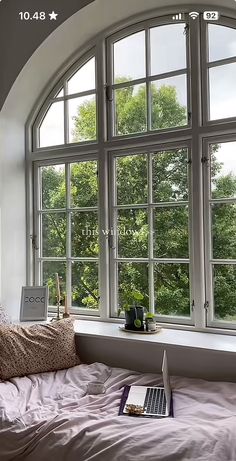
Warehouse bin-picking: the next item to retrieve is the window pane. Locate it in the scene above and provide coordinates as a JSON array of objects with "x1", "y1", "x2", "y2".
[
  {"x1": 118, "y1": 263, "x2": 149, "y2": 310},
  {"x1": 68, "y1": 57, "x2": 95, "y2": 94},
  {"x1": 72, "y1": 262, "x2": 99, "y2": 309},
  {"x1": 39, "y1": 101, "x2": 64, "y2": 147},
  {"x1": 116, "y1": 155, "x2": 148, "y2": 205},
  {"x1": 213, "y1": 265, "x2": 236, "y2": 321},
  {"x1": 154, "y1": 207, "x2": 189, "y2": 258},
  {"x1": 68, "y1": 95, "x2": 96, "y2": 142},
  {"x1": 42, "y1": 261, "x2": 66, "y2": 306},
  {"x1": 71, "y1": 211, "x2": 99, "y2": 257},
  {"x1": 114, "y1": 31, "x2": 145, "y2": 84},
  {"x1": 71, "y1": 161, "x2": 98, "y2": 208},
  {"x1": 41, "y1": 165, "x2": 65, "y2": 209},
  {"x1": 151, "y1": 75, "x2": 187, "y2": 130},
  {"x1": 150, "y1": 24, "x2": 186, "y2": 75},
  {"x1": 115, "y1": 84, "x2": 146, "y2": 135},
  {"x1": 208, "y1": 24, "x2": 236, "y2": 62},
  {"x1": 210, "y1": 142, "x2": 236, "y2": 199},
  {"x1": 118, "y1": 209, "x2": 148, "y2": 258},
  {"x1": 154, "y1": 263, "x2": 190, "y2": 317},
  {"x1": 42, "y1": 213, "x2": 66, "y2": 257},
  {"x1": 152, "y1": 149, "x2": 188, "y2": 202},
  {"x1": 212, "y1": 204, "x2": 236, "y2": 259},
  {"x1": 209, "y1": 63, "x2": 236, "y2": 120}
]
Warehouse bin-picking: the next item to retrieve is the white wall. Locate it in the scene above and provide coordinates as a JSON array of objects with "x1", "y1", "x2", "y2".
[
  {"x1": 76, "y1": 335, "x2": 236, "y2": 381},
  {"x1": 0, "y1": 0, "x2": 236, "y2": 319}
]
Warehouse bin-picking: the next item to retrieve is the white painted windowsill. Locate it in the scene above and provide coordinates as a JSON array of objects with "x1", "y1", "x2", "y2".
[{"x1": 74, "y1": 320, "x2": 236, "y2": 354}]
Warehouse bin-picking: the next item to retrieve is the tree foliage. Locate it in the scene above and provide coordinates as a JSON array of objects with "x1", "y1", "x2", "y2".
[{"x1": 42, "y1": 82, "x2": 236, "y2": 320}]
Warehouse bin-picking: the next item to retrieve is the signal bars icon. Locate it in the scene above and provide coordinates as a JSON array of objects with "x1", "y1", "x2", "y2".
[{"x1": 172, "y1": 13, "x2": 183, "y2": 21}]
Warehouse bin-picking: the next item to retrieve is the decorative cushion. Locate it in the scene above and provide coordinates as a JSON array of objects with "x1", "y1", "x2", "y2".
[
  {"x1": 0, "y1": 318, "x2": 80, "y2": 380},
  {"x1": 0, "y1": 305, "x2": 12, "y2": 324}
]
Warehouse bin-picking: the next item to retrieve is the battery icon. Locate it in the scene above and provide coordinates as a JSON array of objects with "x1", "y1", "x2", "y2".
[{"x1": 203, "y1": 11, "x2": 220, "y2": 21}]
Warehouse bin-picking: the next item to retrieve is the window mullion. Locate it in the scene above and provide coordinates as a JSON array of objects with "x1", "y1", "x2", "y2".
[
  {"x1": 145, "y1": 27, "x2": 151, "y2": 132},
  {"x1": 64, "y1": 80, "x2": 69, "y2": 145},
  {"x1": 203, "y1": 142, "x2": 213, "y2": 326},
  {"x1": 189, "y1": 16, "x2": 206, "y2": 329},
  {"x1": 33, "y1": 164, "x2": 41, "y2": 286},
  {"x1": 109, "y1": 156, "x2": 117, "y2": 317},
  {"x1": 98, "y1": 150, "x2": 110, "y2": 320},
  {"x1": 66, "y1": 163, "x2": 72, "y2": 310},
  {"x1": 148, "y1": 152, "x2": 154, "y2": 314},
  {"x1": 97, "y1": 36, "x2": 110, "y2": 319}
]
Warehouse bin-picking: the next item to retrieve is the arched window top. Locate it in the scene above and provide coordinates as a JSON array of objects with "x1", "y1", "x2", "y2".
[
  {"x1": 34, "y1": 13, "x2": 236, "y2": 151},
  {"x1": 68, "y1": 57, "x2": 95, "y2": 94},
  {"x1": 38, "y1": 54, "x2": 97, "y2": 149}
]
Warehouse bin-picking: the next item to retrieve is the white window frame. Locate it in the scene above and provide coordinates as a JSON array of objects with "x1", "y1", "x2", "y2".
[
  {"x1": 25, "y1": 8, "x2": 236, "y2": 333},
  {"x1": 106, "y1": 15, "x2": 191, "y2": 140},
  {"x1": 201, "y1": 16, "x2": 236, "y2": 126},
  {"x1": 108, "y1": 141, "x2": 194, "y2": 325},
  {"x1": 33, "y1": 48, "x2": 98, "y2": 152},
  {"x1": 203, "y1": 134, "x2": 236, "y2": 329},
  {"x1": 33, "y1": 154, "x2": 101, "y2": 316}
]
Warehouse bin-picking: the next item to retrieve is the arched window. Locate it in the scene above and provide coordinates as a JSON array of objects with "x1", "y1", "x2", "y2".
[
  {"x1": 37, "y1": 54, "x2": 97, "y2": 147},
  {"x1": 28, "y1": 11, "x2": 236, "y2": 331}
]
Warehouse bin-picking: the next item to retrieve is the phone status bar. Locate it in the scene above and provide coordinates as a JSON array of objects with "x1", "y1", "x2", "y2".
[{"x1": 172, "y1": 11, "x2": 221, "y2": 22}]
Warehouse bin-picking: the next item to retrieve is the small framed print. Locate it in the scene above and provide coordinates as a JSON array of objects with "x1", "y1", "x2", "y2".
[{"x1": 20, "y1": 286, "x2": 48, "y2": 321}]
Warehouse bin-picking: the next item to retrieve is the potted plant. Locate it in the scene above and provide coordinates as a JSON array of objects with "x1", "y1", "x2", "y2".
[{"x1": 118, "y1": 290, "x2": 145, "y2": 331}]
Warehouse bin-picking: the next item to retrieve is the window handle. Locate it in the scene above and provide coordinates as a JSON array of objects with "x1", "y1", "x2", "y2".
[
  {"x1": 108, "y1": 234, "x2": 116, "y2": 250},
  {"x1": 105, "y1": 85, "x2": 113, "y2": 102},
  {"x1": 30, "y1": 234, "x2": 39, "y2": 250}
]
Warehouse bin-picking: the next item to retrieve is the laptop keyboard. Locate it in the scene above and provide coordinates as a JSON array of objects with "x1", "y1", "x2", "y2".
[{"x1": 144, "y1": 388, "x2": 166, "y2": 415}]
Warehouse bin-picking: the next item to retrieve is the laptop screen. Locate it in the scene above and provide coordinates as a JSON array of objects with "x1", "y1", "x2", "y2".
[{"x1": 162, "y1": 350, "x2": 171, "y2": 413}]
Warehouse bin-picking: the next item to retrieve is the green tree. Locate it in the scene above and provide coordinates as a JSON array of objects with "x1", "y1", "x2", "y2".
[{"x1": 43, "y1": 83, "x2": 236, "y2": 320}]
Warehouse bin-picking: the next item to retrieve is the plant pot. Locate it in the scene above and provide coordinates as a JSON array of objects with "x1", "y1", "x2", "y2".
[
  {"x1": 145, "y1": 318, "x2": 157, "y2": 332},
  {"x1": 125, "y1": 306, "x2": 144, "y2": 331}
]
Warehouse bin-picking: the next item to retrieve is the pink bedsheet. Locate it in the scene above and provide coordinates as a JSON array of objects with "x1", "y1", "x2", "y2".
[{"x1": 0, "y1": 362, "x2": 236, "y2": 460}]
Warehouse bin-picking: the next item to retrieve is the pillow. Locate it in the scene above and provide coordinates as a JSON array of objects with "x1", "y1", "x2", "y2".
[
  {"x1": 0, "y1": 305, "x2": 12, "y2": 324},
  {"x1": 0, "y1": 318, "x2": 80, "y2": 380}
]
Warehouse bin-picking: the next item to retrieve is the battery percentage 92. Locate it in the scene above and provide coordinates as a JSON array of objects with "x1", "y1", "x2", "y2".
[{"x1": 203, "y1": 11, "x2": 220, "y2": 21}]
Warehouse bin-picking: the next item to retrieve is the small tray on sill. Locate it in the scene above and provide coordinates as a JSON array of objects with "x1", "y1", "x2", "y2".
[{"x1": 119, "y1": 326, "x2": 161, "y2": 335}]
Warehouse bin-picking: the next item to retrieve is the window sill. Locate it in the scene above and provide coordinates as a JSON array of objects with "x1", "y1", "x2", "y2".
[{"x1": 74, "y1": 319, "x2": 236, "y2": 354}]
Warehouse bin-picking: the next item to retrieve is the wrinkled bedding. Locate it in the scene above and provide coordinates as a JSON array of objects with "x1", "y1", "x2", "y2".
[{"x1": 1, "y1": 362, "x2": 236, "y2": 460}]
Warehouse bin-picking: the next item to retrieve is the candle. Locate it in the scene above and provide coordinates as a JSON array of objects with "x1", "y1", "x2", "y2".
[
  {"x1": 64, "y1": 295, "x2": 69, "y2": 315},
  {"x1": 55, "y1": 273, "x2": 61, "y2": 303}
]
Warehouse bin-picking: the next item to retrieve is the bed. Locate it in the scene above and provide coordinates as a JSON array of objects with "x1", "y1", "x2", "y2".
[{"x1": 1, "y1": 360, "x2": 236, "y2": 460}]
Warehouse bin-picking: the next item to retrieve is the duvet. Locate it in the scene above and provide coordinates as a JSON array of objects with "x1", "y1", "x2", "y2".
[{"x1": 0, "y1": 362, "x2": 236, "y2": 460}]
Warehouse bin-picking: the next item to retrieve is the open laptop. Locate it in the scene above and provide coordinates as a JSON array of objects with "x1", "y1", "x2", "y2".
[{"x1": 122, "y1": 350, "x2": 172, "y2": 417}]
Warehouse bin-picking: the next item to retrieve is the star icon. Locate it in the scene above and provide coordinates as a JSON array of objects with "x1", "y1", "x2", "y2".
[{"x1": 49, "y1": 11, "x2": 58, "y2": 20}]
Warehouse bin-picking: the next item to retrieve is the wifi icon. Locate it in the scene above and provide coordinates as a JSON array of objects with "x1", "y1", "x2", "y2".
[{"x1": 189, "y1": 11, "x2": 199, "y2": 20}]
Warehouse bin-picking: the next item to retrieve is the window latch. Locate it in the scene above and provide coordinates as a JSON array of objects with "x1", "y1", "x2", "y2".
[
  {"x1": 201, "y1": 156, "x2": 209, "y2": 164},
  {"x1": 191, "y1": 299, "x2": 195, "y2": 311},
  {"x1": 204, "y1": 301, "x2": 209, "y2": 311},
  {"x1": 108, "y1": 234, "x2": 116, "y2": 250},
  {"x1": 105, "y1": 85, "x2": 113, "y2": 102},
  {"x1": 30, "y1": 234, "x2": 39, "y2": 250}
]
